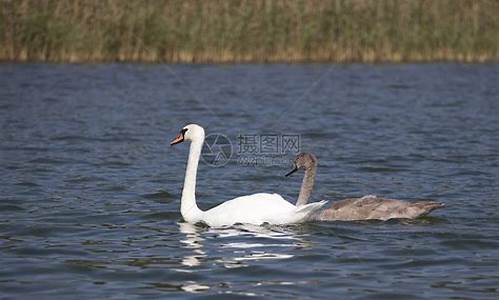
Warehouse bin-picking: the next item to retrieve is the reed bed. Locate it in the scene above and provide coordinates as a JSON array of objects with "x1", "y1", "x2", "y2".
[{"x1": 0, "y1": 0, "x2": 497, "y2": 63}]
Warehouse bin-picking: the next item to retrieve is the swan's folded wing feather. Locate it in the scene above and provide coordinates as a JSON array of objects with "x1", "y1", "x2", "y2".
[
  {"x1": 296, "y1": 200, "x2": 328, "y2": 213},
  {"x1": 289, "y1": 200, "x2": 328, "y2": 223},
  {"x1": 202, "y1": 193, "x2": 296, "y2": 227}
]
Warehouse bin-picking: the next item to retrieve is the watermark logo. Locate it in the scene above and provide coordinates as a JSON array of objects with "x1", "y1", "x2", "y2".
[
  {"x1": 238, "y1": 134, "x2": 300, "y2": 155},
  {"x1": 201, "y1": 134, "x2": 233, "y2": 167},
  {"x1": 237, "y1": 134, "x2": 300, "y2": 167},
  {"x1": 200, "y1": 133, "x2": 300, "y2": 167}
]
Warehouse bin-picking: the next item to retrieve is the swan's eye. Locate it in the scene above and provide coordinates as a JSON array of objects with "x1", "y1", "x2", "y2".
[{"x1": 181, "y1": 128, "x2": 188, "y2": 135}]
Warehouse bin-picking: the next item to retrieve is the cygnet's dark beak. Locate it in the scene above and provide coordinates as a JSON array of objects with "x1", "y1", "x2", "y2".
[{"x1": 285, "y1": 165, "x2": 298, "y2": 177}]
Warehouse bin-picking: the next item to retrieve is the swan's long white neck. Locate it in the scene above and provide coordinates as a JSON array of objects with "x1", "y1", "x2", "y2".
[{"x1": 181, "y1": 135, "x2": 204, "y2": 222}]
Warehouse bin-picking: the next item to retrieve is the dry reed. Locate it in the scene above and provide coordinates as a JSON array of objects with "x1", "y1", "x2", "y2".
[{"x1": 0, "y1": 0, "x2": 497, "y2": 63}]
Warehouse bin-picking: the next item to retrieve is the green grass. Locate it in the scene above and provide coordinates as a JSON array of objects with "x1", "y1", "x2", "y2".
[{"x1": 0, "y1": 0, "x2": 497, "y2": 63}]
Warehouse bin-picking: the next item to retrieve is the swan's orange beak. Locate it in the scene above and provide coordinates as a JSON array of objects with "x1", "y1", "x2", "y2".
[{"x1": 170, "y1": 132, "x2": 184, "y2": 146}]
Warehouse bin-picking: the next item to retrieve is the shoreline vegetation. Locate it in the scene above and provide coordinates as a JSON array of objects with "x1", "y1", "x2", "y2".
[{"x1": 0, "y1": 0, "x2": 497, "y2": 64}]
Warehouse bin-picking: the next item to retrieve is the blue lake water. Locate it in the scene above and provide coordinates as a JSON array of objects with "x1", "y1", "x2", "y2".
[{"x1": 0, "y1": 63, "x2": 498, "y2": 299}]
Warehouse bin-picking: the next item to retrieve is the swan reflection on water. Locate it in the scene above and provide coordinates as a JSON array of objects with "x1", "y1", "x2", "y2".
[
  {"x1": 178, "y1": 222, "x2": 310, "y2": 269},
  {"x1": 179, "y1": 222, "x2": 207, "y2": 268}
]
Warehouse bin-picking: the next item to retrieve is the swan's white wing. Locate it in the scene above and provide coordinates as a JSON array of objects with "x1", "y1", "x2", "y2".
[{"x1": 202, "y1": 193, "x2": 297, "y2": 227}]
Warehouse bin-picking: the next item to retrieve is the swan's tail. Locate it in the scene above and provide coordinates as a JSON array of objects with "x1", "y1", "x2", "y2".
[
  {"x1": 294, "y1": 200, "x2": 328, "y2": 222},
  {"x1": 412, "y1": 201, "x2": 445, "y2": 216}
]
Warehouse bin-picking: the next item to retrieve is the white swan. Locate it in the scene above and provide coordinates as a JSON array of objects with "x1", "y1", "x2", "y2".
[{"x1": 170, "y1": 124, "x2": 326, "y2": 227}]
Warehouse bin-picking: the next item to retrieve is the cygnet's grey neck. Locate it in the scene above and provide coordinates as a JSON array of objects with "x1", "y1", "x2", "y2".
[{"x1": 296, "y1": 165, "x2": 316, "y2": 206}]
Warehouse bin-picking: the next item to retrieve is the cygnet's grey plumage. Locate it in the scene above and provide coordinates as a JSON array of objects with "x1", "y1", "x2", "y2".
[
  {"x1": 287, "y1": 153, "x2": 444, "y2": 221},
  {"x1": 317, "y1": 194, "x2": 443, "y2": 221}
]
